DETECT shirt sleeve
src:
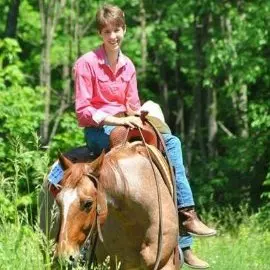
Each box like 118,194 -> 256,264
125,72 -> 141,113
74,59 -> 98,126
74,58 -> 112,126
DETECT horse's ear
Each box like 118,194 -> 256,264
89,150 -> 105,176
58,154 -> 73,170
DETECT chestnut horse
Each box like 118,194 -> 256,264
42,142 -> 179,269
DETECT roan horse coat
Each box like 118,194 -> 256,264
39,142 -> 179,269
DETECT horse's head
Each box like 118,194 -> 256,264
55,152 -> 107,260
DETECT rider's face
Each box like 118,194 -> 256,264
100,24 -> 126,53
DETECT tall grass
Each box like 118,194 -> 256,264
0,137 -> 269,269
183,222 -> 270,269
0,219 -> 44,269
1,202 -> 270,270
183,205 -> 270,269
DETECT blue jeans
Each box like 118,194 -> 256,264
84,126 -> 193,248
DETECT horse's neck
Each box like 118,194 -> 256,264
98,150 -> 179,269
102,153 -> 150,214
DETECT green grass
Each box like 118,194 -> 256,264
183,224 -> 270,270
0,222 -> 44,270
1,217 -> 270,269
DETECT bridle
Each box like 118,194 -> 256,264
52,172 -> 107,268
79,172 -> 108,268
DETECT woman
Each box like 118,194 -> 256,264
74,4 -> 216,269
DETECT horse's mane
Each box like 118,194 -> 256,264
101,143 -> 150,195
100,144 -> 138,189
61,143 -> 144,190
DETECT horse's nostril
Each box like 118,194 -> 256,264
68,255 -> 77,269
69,255 -> 75,262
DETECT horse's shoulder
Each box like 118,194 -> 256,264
131,142 -> 174,195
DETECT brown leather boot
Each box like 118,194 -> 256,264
179,208 -> 216,236
183,248 -> 209,269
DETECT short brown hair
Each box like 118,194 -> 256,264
96,4 -> 125,32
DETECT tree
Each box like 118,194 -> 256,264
4,0 -> 21,38
39,0 -> 66,145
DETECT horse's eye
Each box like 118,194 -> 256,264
84,200 -> 93,210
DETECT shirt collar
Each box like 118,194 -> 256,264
96,44 -> 126,69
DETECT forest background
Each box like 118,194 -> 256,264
0,0 -> 269,269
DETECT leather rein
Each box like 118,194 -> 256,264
80,173 -> 107,268
122,123 -> 166,270
131,120 -> 179,270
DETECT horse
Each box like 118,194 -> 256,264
41,141 -> 180,269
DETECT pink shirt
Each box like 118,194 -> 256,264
74,45 -> 141,127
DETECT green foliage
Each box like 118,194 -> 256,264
0,86 -> 43,136
49,112 -> 85,157
192,205 -> 270,269
0,38 -> 24,88
0,39 -> 44,169
18,0 -> 41,44
0,135 -> 49,224
0,223 -> 44,269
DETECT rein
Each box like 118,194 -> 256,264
80,173 -> 107,268
123,120 -> 180,269
122,126 -> 163,270
144,121 -> 180,268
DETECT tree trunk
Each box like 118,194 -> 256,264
48,11 -> 71,144
238,84 -> 249,137
138,0 -> 148,84
206,14 -> 218,159
207,87 -> 218,158
162,81 -> 169,120
154,53 -> 169,121
4,0 -> 21,38
188,14 -> 208,164
173,30 -> 185,139
73,0 -> 80,59
39,0 -> 66,145
225,17 -> 249,138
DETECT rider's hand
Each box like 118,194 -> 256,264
121,116 -> 143,129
